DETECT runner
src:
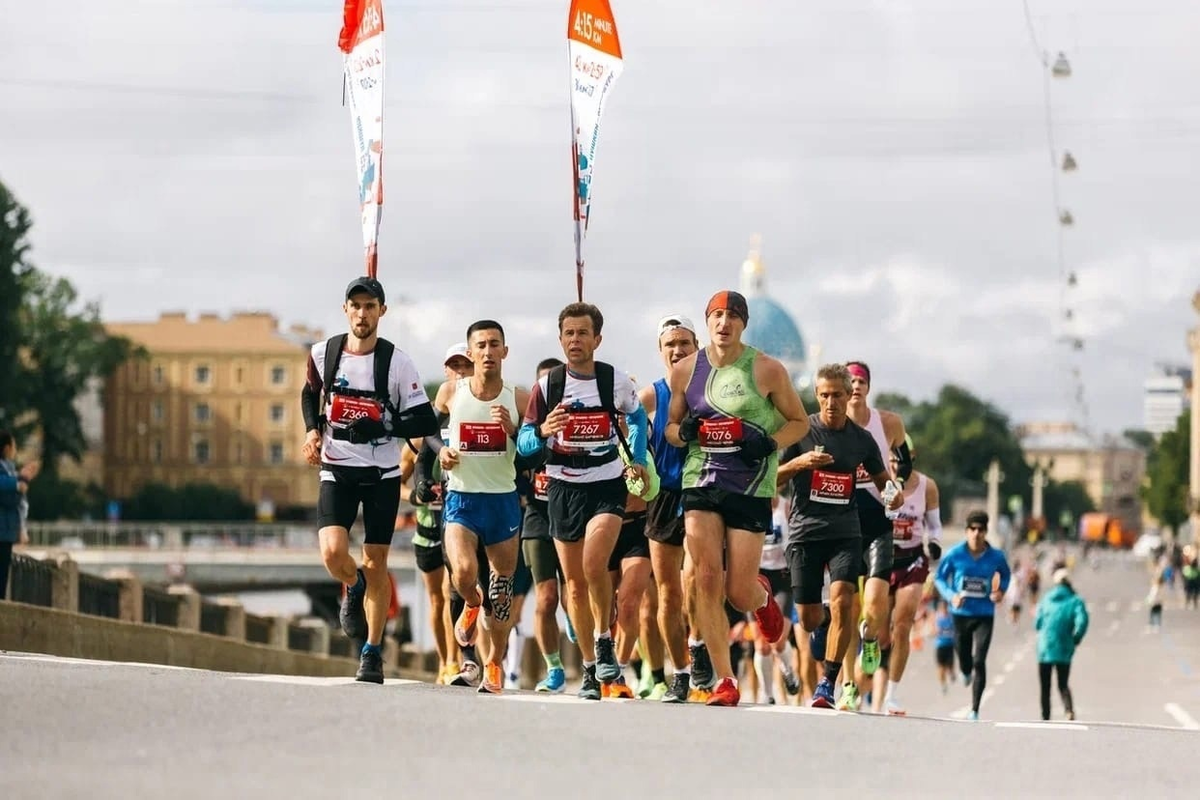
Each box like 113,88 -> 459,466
300,276 -> 439,683
777,363 -> 903,709
665,290 -> 809,707
880,442 -> 943,716
754,496 -> 802,705
604,493 -> 654,699
934,510 -> 1012,720
932,598 -> 956,693
838,360 -> 909,711
638,313 -> 709,703
436,320 -> 530,694
517,302 -> 650,700
520,357 -> 571,693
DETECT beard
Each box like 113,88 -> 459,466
352,320 -> 377,339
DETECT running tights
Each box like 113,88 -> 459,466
953,615 -> 994,712
1038,662 -> 1073,720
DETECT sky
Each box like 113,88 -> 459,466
2,0 -> 1197,437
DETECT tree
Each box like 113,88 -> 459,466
0,181 -> 35,427
0,178 -> 138,485
1142,411 -> 1190,535
1122,428 -> 1156,452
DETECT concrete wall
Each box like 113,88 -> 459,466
0,602 -> 433,681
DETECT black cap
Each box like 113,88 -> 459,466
345,276 -> 385,305
966,510 -> 989,529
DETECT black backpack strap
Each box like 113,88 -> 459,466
322,333 -> 349,403
372,338 -> 397,414
596,361 -> 635,464
544,364 -> 567,421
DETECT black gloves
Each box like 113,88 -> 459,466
927,541 -> 943,561
738,429 -> 778,464
678,415 -> 701,443
412,479 -> 438,505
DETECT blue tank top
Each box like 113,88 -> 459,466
650,378 -> 686,492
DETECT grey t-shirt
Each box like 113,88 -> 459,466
783,414 -> 885,543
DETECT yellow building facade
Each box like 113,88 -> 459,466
104,312 -> 323,512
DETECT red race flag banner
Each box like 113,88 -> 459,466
568,0 -> 623,300
339,0 -> 385,279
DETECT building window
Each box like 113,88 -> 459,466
270,365 -> 287,385
152,400 -> 164,424
152,364 -> 165,387
269,442 -> 284,465
194,439 -> 210,464
151,439 -> 163,464
132,361 -> 143,387
269,403 -> 285,423
194,402 -> 211,424
195,364 -> 211,386
235,366 -> 245,385
235,440 -> 244,465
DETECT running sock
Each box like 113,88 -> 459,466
675,664 -> 691,676
688,637 -> 704,648
583,659 -> 597,669
544,651 -> 564,671
652,667 -> 666,685
618,661 -> 629,680
886,679 -> 899,702
630,656 -> 644,675
754,652 -> 775,702
361,642 -> 381,657
778,643 -> 797,678
823,660 -> 842,685
596,630 -> 612,642
505,627 -> 525,678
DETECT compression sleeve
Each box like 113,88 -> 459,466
625,404 -> 649,466
390,402 -> 440,440
517,422 -> 547,458
893,440 -> 914,483
924,510 -> 943,559
301,354 -> 323,432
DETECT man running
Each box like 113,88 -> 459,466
777,363 -> 903,708
934,510 -> 1011,720
520,357 -> 570,693
517,302 -> 649,700
436,320 -> 529,694
300,276 -> 439,683
838,360 -> 909,710
638,313 -> 710,703
880,442 -> 943,715
665,290 -> 809,707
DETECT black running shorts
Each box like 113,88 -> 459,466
860,531 -> 895,580
645,488 -> 685,546
788,537 -> 862,605
414,540 -> 444,574
548,477 -> 628,543
682,487 -> 772,534
317,472 -> 401,546
608,512 -> 651,571
522,537 -> 561,585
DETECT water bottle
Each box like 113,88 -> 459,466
883,480 -> 901,520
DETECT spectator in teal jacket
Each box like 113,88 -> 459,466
1035,568 -> 1089,720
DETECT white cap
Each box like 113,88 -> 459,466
1052,568 -> 1070,585
656,314 -> 696,339
443,343 -> 469,364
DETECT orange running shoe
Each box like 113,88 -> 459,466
477,662 -> 503,694
455,604 -> 480,648
606,678 -> 635,699
705,677 -> 741,707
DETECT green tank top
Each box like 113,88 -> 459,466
681,345 -> 784,498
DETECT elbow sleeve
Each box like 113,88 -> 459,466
625,406 -> 649,465
517,423 -> 545,458
893,441 -> 914,482
301,386 -> 322,432
391,403 -> 440,440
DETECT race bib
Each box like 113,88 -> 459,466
329,394 -> 383,425
855,464 -> 872,487
458,421 -> 506,456
561,411 -> 611,449
699,418 -> 743,453
533,471 -> 550,501
961,576 -> 989,598
809,469 -> 853,505
893,517 -> 915,541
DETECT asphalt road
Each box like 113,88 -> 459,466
3,547 -> 1198,799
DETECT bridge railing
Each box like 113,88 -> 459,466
3,552 -> 359,661
25,521 -> 321,551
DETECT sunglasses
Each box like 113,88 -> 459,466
967,525 -> 987,532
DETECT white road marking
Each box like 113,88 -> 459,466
995,722 -> 1088,731
493,693 -> 594,705
992,675 -> 1007,687
1,652 -> 198,672
1164,703 -> 1200,730
231,675 -> 422,687
747,705 -> 842,716
1105,600 -> 1119,613
1106,620 -> 1120,636
1004,661 -> 1016,673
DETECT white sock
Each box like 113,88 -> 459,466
596,630 -> 612,641
887,679 -> 900,702
778,643 -> 797,678
505,627 -> 524,678
754,652 -> 775,702
688,637 -> 704,648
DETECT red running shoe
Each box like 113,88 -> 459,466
754,574 -> 786,643
705,677 -> 741,707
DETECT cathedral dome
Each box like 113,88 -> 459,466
738,237 -> 810,388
